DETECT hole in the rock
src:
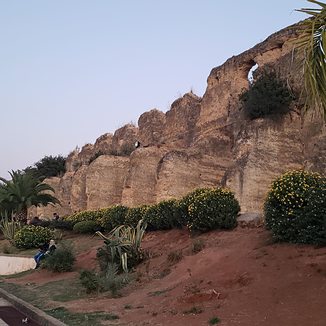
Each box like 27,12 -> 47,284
248,63 -> 259,84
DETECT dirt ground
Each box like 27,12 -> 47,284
5,227 -> 326,326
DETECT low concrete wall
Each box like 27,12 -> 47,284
0,256 -> 35,275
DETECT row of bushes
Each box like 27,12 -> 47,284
64,187 -> 241,234
11,170 -> 326,249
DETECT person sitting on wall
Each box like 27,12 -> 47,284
53,212 -> 60,221
33,239 -> 57,269
45,239 -> 57,256
34,242 -> 49,269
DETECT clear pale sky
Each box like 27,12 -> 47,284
0,1 -> 310,179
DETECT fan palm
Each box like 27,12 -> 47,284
0,170 -> 60,224
297,0 -> 326,120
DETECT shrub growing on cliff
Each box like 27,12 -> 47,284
14,225 -> 54,249
264,170 -> 326,245
240,70 -> 293,120
187,188 -> 240,233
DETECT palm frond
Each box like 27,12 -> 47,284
296,1 -> 326,120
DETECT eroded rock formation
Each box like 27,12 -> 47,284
31,23 -> 326,218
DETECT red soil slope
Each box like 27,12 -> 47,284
9,228 -> 326,326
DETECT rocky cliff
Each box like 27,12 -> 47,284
31,23 -> 326,218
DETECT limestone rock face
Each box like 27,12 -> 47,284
93,133 -> 114,155
32,22 -> 326,217
111,124 -> 139,155
70,165 -> 88,213
163,93 -> 201,147
225,117 -> 304,212
86,155 -> 129,210
121,147 -> 169,207
138,109 -> 166,145
65,149 -> 79,172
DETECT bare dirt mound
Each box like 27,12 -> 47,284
7,228 -> 326,325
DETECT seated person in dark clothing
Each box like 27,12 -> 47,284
30,216 -> 42,226
34,240 -> 57,268
46,240 -> 57,255
34,242 -> 49,268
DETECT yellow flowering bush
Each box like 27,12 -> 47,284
14,225 -> 54,249
124,205 -> 149,227
64,208 -> 109,225
100,205 -> 129,231
187,188 -> 240,233
264,170 -> 326,244
143,199 -> 180,230
177,188 -> 213,226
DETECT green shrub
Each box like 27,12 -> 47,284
14,226 -> 54,249
42,242 -> 75,272
79,270 -> 102,293
64,208 -> 108,225
124,205 -> 149,228
50,219 -> 74,230
144,199 -> 180,230
239,69 -> 293,120
177,188 -> 215,226
101,205 -> 128,231
73,220 -> 101,234
40,219 -> 74,230
264,170 -> 326,244
187,188 -> 240,233
80,264 -> 129,296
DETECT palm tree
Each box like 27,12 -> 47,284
0,170 -> 60,224
297,0 -> 326,120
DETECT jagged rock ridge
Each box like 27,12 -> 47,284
31,23 -> 326,218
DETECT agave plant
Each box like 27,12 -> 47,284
0,210 -> 21,245
96,219 -> 147,273
296,0 -> 326,119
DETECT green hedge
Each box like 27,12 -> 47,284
124,205 -> 149,228
64,208 -> 109,225
187,188 -> 240,233
144,199 -> 180,230
265,170 -> 326,244
176,188 -> 213,226
101,205 -> 128,231
14,226 -> 54,249
73,220 -> 101,234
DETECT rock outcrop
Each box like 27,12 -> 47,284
32,23 -> 326,218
